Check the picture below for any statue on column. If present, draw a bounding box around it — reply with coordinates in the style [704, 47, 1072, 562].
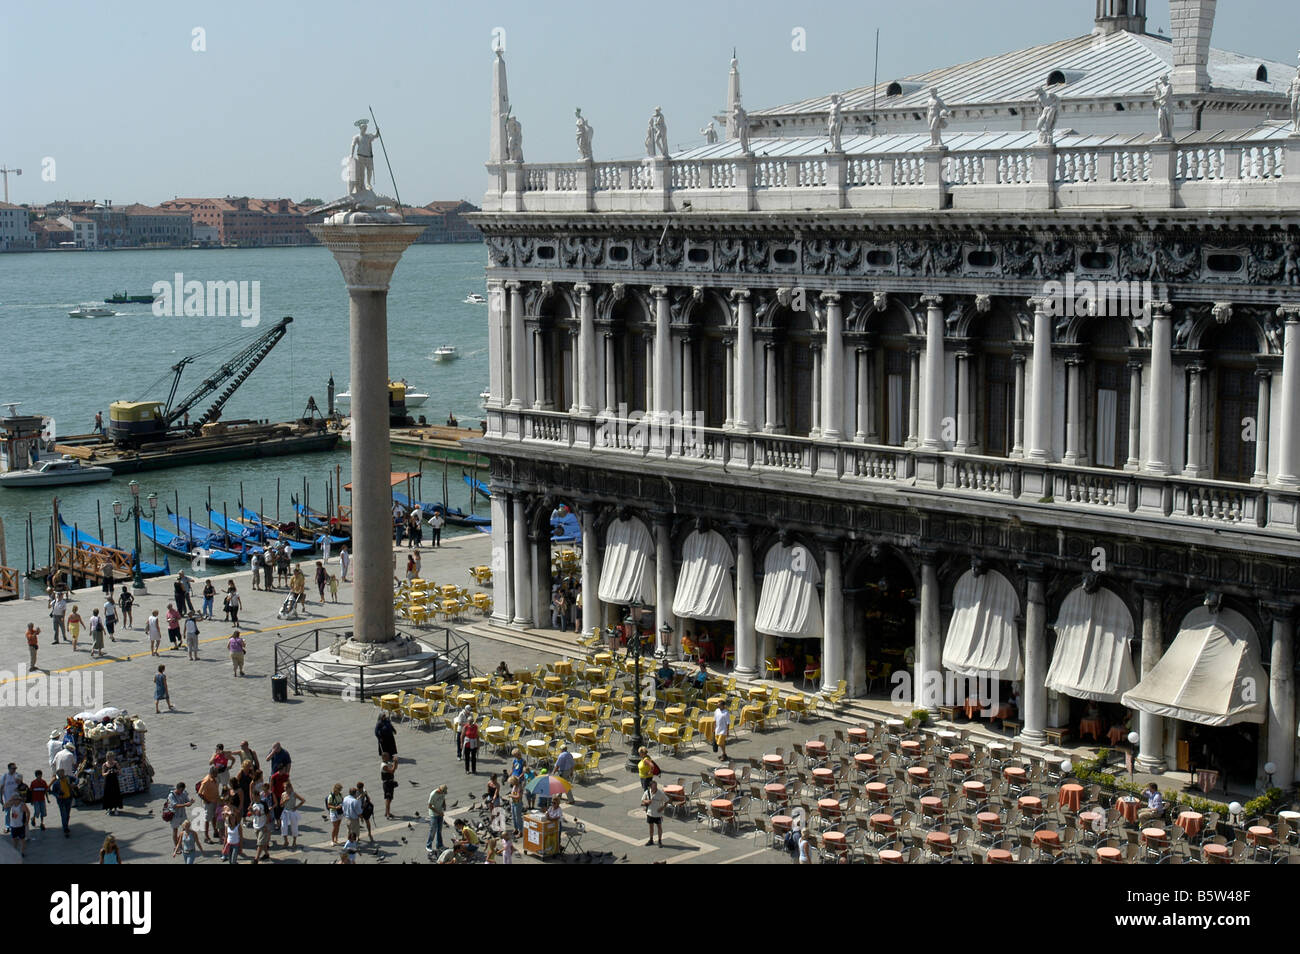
[827, 94, 844, 152]
[647, 106, 670, 158]
[926, 88, 948, 147]
[733, 104, 752, 155]
[575, 108, 594, 160]
[1289, 53, 1300, 134]
[1034, 85, 1060, 145]
[700, 120, 718, 144]
[505, 108, 525, 163]
[350, 119, 380, 193]
[1152, 74, 1173, 141]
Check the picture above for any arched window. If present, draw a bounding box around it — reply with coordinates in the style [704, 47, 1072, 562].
[695, 300, 730, 429]
[1203, 320, 1260, 482]
[1081, 317, 1132, 469]
[611, 297, 650, 414]
[783, 308, 815, 437]
[972, 311, 1017, 457]
[862, 305, 913, 446]
[1046, 70, 1067, 86]
[538, 297, 574, 412]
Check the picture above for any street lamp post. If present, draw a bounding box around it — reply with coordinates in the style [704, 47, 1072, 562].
[112, 481, 157, 590]
[624, 601, 648, 771]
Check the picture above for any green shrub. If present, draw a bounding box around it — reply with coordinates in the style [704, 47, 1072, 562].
[910, 709, 930, 726]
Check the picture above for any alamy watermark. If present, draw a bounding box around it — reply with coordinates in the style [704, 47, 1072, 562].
[890, 668, 1002, 715]
[596, 404, 707, 449]
[152, 272, 260, 326]
[0, 666, 103, 710]
[1040, 274, 1155, 319]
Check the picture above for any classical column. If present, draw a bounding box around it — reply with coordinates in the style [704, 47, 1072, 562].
[644, 334, 655, 413]
[511, 496, 532, 626]
[309, 219, 423, 649]
[567, 329, 580, 414]
[854, 348, 870, 442]
[734, 529, 757, 677]
[654, 516, 677, 658]
[763, 340, 779, 433]
[1136, 585, 1167, 772]
[1145, 303, 1174, 475]
[651, 286, 671, 424]
[1265, 603, 1296, 788]
[489, 493, 513, 624]
[917, 553, 941, 714]
[487, 280, 506, 407]
[1253, 368, 1272, 484]
[1125, 360, 1143, 470]
[1019, 568, 1048, 744]
[532, 530, 549, 631]
[907, 348, 921, 447]
[954, 351, 972, 452]
[723, 340, 735, 428]
[921, 295, 945, 449]
[1027, 296, 1053, 461]
[1183, 362, 1207, 477]
[821, 543, 844, 692]
[579, 508, 600, 636]
[1062, 356, 1083, 465]
[508, 281, 526, 409]
[681, 335, 695, 424]
[1276, 309, 1300, 485]
[576, 283, 596, 415]
[809, 344, 822, 439]
[1011, 353, 1026, 458]
[731, 289, 754, 431]
[531, 328, 546, 409]
[602, 332, 617, 415]
[821, 292, 844, 441]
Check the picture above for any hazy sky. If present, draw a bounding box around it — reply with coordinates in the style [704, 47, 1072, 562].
[4, 0, 1296, 207]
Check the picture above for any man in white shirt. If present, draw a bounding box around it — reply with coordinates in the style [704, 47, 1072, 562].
[1138, 782, 1165, 822]
[642, 778, 668, 847]
[50, 592, 68, 644]
[713, 701, 731, 761]
[47, 731, 63, 768]
[428, 510, 444, 547]
[553, 745, 576, 803]
[52, 744, 76, 779]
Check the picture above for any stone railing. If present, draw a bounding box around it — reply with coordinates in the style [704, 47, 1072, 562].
[492, 407, 1300, 538]
[484, 136, 1300, 215]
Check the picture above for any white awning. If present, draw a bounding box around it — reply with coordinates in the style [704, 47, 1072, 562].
[755, 543, 822, 640]
[942, 569, 1022, 680]
[1045, 587, 1138, 702]
[597, 517, 656, 605]
[1122, 606, 1267, 726]
[672, 530, 736, 621]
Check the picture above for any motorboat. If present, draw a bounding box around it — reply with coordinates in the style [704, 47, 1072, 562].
[68, 305, 116, 318]
[432, 345, 458, 361]
[464, 293, 487, 304]
[105, 291, 157, 304]
[479, 388, 490, 408]
[336, 379, 429, 408]
[0, 456, 112, 487]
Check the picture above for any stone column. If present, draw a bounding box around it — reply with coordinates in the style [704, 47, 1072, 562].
[531, 328, 546, 409]
[1253, 368, 1272, 484]
[1020, 568, 1048, 744]
[1276, 309, 1300, 485]
[907, 348, 921, 447]
[579, 508, 601, 636]
[512, 496, 532, 626]
[651, 286, 671, 425]
[921, 295, 945, 449]
[821, 543, 844, 692]
[1011, 353, 1026, 458]
[1062, 356, 1083, 465]
[310, 220, 423, 648]
[731, 289, 754, 431]
[654, 516, 677, 658]
[487, 279, 506, 407]
[681, 335, 694, 424]
[734, 529, 757, 677]
[1145, 303, 1174, 475]
[1136, 585, 1167, 772]
[602, 332, 617, 415]
[1264, 603, 1296, 788]
[822, 292, 844, 441]
[567, 329, 580, 414]
[508, 281, 526, 409]
[1183, 362, 1207, 477]
[490, 493, 513, 624]
[917, 552, 941, 715]
[1027, 296, 1053, 461]
[532, 530, 549, 630]
[576, 283, 596, 415]
[954, 351, 972, 452]
[644, 334, 655, 414]
[763, 341, 779, 433]
[809, 344, 822, 439]
[854, 348, 870, 442]
[1125, 360, 1143, 470]
[723, 340, 735, 428]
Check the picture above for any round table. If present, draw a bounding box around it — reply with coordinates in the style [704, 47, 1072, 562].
[663, 784, 684, 809]
[665, 706, 686, 723]
[573, 727, 596, 746]
[1279, 810, 1300, 823]
[589, 688, 610, 703]
[920, 796, 943, 815]
[696, 716, 715, 742]
[534, 714, 555, 730]
[408, 701, 430, 718]
[847, 727, 870, 744]
[710, 798, 733, 811]
[962, 780, 986, 796]
[865, 782, 889, 801]
[1079, 811, 1104, 835]
[870, 813, 895, 832]
[1142, 827, 1168, 848]
[656, 726, 680, 747]
[936, 730, 958, 741]
[1097, 846, 1124, 863]
[764, 783, 788, 800]
[1058, 783, 1084, 813]
[741, 704, 764, 727]
[1033, 830, 1061, 849]
[818, 798, 841, 814]
[1018, 796, 1043, 814]
[907, 766, 931, 782]
[900, 740, 922, 755]
[948, 753, 971, 770]
[575, 705, 597, 721]
[483, 725, 506, 744]
[500, 683, 520, 700]
[546, 696, 568, 713]
[1247, 825, 1275, 845]
[593, 653, 613, 666]
[525, 739, 549, 757]
[812, 767, 835, 783]
[771, 815, 794, 835]
[822, 830, 848, 852]
[746, 686, 770, 701]
[763, 754, 786, 771]
[879, 849, 904, 863]
[986, 848, 1014, 864]
[553, 660, 573, 676]
[976, 811, 1001, 831]
[543, 676, 563, 690]
[456, 692, 477, 706]
[583, 668, 605, 683]
[714, 768, 736, 785]
[470, 676, 491, 691]
[1203, 843, 1231, 862]
[884, 718, 905, 729]
[1176, 811, 1203, 838]
[854, 753, 877, 771]
[925, 830, 952, 848]
[424, 684, 447, 699]
[501, 705, 521, 722]
[707, 695, 726, 710]
[1116, 797, 1140, 823]
[1003, 766, 1026, 782]
[805, 741, 828, 759]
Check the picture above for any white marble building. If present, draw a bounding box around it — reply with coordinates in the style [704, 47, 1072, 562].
[470, 0, 1300, 792]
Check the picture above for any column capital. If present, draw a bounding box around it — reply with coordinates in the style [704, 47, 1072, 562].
[729, 288, 751, 303]
[1126, 358, 1144, 372]
[1275, 305, 1300, 321]
[486, 278, 505, 290]
[573, 281, 592, 295]
[1011, 352, 1028, 366]
[820, 290, 842, 305]
[1186, 360, 1207, 375]
[916, 547, 941, 567]
[919, 294, 944, 308]
[1144, 300, 1173, 317]
[1260, 600, 1296, 624]
[1026, 296, 1052, 312]
[1134, 579, 1166, 600]
[649, 284, 669, 299]
[1255, 366, 1274, 381]
[504, 279, 523, 292]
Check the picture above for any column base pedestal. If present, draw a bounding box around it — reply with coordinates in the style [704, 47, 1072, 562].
[295, 632, 458, 696]
[1135, 756, 1167, 774]
[1018, 729, 1047, 746]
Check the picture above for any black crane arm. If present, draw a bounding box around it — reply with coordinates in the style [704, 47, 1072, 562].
[165, 316, 293, 429]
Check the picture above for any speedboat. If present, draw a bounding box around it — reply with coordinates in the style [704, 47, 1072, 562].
[464, 293, 487, 304]
[337, 380, 429, 408]
[68, 305, 116, 318]
[432, 345, 458, 361]
[0, 456, 113, 487]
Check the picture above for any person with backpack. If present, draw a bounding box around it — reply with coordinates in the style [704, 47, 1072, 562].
[637, 746, 659, 795]
[88, 609, 105, 658]
[462, 719, 480, 774]
[52, 769, 75, 836]
[357, 781, 375, 841]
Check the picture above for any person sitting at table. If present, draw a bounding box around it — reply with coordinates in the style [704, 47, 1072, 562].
[655, 659, 676, 690]
[692, 661, 709, 691]
[1138, 782, 1164, 822]
[1083, 701, 1100, 721]
[681, 631, 696, 660]
[494, 661, 513, 679]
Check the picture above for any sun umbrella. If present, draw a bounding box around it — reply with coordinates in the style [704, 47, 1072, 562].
[526, 773, 572, 797]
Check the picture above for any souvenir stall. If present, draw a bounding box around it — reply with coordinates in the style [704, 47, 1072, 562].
[55, 707, 154, 803]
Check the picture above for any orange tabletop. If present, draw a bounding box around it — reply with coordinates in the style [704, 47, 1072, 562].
[710, 798, 733, 811]
[765, 783, 787, 797]
[663, 785, 684, 800]
[553, 660, 573, 675]
[1117, 797, 1140, 822]
[822, 831, 847, 848]
[907, 766, 931, 780]
[805, 741, 828, 757]
[546, 696, 568, 712]
[1107, 726, 1128, 746]
[1203, 843, 1231, 862]
[879, 849, 904, 863]
[589, 688, 610, 702]
[926, 831, 952, 846]
[870, 813, 895, 830]
[1248, 826, 1275, 844]
[818, 798, 841, 810]
[1176, 812, 1203, 837]
[714, 768, 736, 782]
[848, 727, 870, 743]
[1033, 830, 1061, 846]
[962, 780, 986, 794]
[812, 766, 835, 780]
[1097, 846, 1124, 863]
[771, 815, 794, 831]
[1018, 796, 1042, 812]
[1142, 828, 1168, 845]
[500, 683, 520, 700]
[763, 754, 785, 768]
[854, 753, 877, 768]
[865, 782, 889, 799]
[976, 812, 1001, 829]
[948, 753, 971, 768]
[1059, 783, 1084, 813]
[1079, 811, 1104, 832]
[920, 796, 943, 814]
[900, 740, 922, 754]
[987, 848, 1014, 864]
[1003, 766, 1026, 780]
[1078, 718, 1103, 740]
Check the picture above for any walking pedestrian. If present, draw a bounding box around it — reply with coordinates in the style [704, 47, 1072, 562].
[290, 568, 305, 611]
[428, 510, 444, 547]
[146, 609, 162, 654]
[49, 590, 66, 644]
[642, 778, 667, 846]
[102, 595, 118, 641]
[462, 719, 480, 774]
[375, 712, 398, 758]
[357, 781, 375, 841]
[279, 781, 305, 848]
[67, 606, 82, 652]
[52, 768, 74, 837]
[328, 573, 339, 603]
[101, 752, 124, 815]
[228, 631, 246, 676]
[315, 560, 327, 602]
[339, 545, 350, 582]
[28, 770, 48, 832]
[118, 586, 134, 628]
[162, 605, 179, 653]
[88, 610, 105, 657]
[454, 703, 473, 758]
[172, 819, 202, 863]
[184, 613, 201, 660]
[195, 769, 220, 843]
[154, 665, 174, 713]
[250, 552, 262, 590]
[713, 700, 731, 761]
[425, 783, 447, 854]
[164, 782, 192, 844]
[380, 753, 397, 819]
[226, 585, 241, 626]
[637, 746, 657, 795]
[409, 511, 423, 548]
[202, 580, 215, 619]
[25, 622, 39, 670]
[5, 797, 29, 858]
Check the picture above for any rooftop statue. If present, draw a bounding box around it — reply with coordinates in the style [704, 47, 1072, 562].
[733, 104, 752, 156]
[926, 88, 948, 147]
[505, 108, 525, 163]
[1153, 74, 1173, 141]
[1034, 85, 1060, 145]
[1289, 53, 1300, 134]
[575, 108, 594, 160]
[700, 120, 718, 145]
[827, 94, 844, 153]
[647, 106, 670, 159]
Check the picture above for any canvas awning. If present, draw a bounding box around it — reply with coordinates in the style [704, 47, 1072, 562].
[755, 543, 822, 640]
[597, 517, 656, 605]
[942, 569, 1022, 680]
[1122, 606, 1267, 726]
[1045, 587, 1137, 702]
[672, 529, 736, 621]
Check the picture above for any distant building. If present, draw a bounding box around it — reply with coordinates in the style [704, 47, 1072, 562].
[57, 215, 98, 249]
[30, 218, 74, 249]
[159, 196, 323, 247]
[415, 200, 481, 243]
[192, 222, 220, 246]
[0, 202, 33, 251]
[119, 203, 192, 247]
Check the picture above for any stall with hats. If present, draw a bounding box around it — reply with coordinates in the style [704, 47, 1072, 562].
[53, 707, 154, 802]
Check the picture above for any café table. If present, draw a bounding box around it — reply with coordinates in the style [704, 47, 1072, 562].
[948, 752, 971, 771]
[1097, 846, 1124, 863]
[1079, 811, 1105, 838]
[805, 740, 828, 761]
[1078, 717, 1104, 741]
[1203, 843, 1231, 863]
[589, 688, 610, 703]
[546, 696, 569, 713]
[847, 727, 870, 745]
[714, 767, 737, 788]
[583, 668, 605, 684]
[501, 706, 522, 723]
[534, 714, 556, 731]
[746, 686, 770, 701]
[572, 727, 596, 746]
[575, 705, 597, 721]
[884, 718, 905, 731]
[762, 754, 786, 773]
[821, 830, 848, 855]
[764, 783, 788, 808]
[697, 716, 715, 743]
[926, 830, 953, 850]
[869, 813, 895, 834]
[656, 726, 681, 751]
[812, 768, 836, 789]
[900, 740, 922, 757]
[1058, 783, 1084, 813]
[483, 725, 507, 745]
[986, 848, 1014, 864]
[525, 739, 549, 759]
[920, 796, 944, 817]
[1033, 830, 1061, 853]
[553, 660, 574, 676]
[593, 653, 613, 666]
[1018, 796, 1043, 816]
[976, 811, 1002, 834]
[1142, 827, 1169, 850]
[771, 815, 794, 838]
[907, 766, 931, 784]
[707, 695, 727, 710]
[740, 704, 765, 729]
[424, 684, 447, 700]
[470, 676, 491, 691]
[1116, 796, 1140, 823]
[865, 782, 890, 803]
[455, 692, 477, 706]
[1247, 825, 1275, 847]
[499, 683, 520, 700]
[544, 675, 564, 690]
[665, 706, 687, 724]
[1176, 811, 1204, 838]
[879, 849, 905, 864]
[853, 753, 877, 773]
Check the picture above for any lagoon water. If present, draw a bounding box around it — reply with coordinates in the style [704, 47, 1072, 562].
[0, 243, 490, 576]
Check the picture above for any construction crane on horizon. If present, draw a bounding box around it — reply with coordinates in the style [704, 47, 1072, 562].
[0, 166, 21, 203]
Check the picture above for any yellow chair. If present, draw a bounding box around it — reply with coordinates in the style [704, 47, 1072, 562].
[764, 657, 782, 679]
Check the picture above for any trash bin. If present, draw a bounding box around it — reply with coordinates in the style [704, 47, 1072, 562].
[271, 673, 288, 703]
